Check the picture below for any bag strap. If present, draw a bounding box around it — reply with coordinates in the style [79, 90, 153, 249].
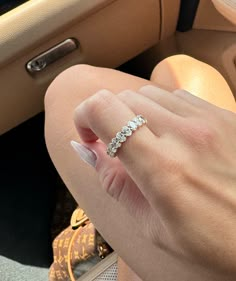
[68, 210, 89, 281]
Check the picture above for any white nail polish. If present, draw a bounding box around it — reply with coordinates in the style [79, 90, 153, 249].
[71, 141, 97, 167]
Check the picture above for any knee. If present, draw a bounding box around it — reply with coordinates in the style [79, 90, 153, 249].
[44, 64, 98, 110]
[151, 55, 203, 87]
[151, 55, 235, 111]
[151, 54, 229, 91]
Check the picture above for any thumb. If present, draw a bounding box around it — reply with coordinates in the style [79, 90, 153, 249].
[70, 140, 149, 218]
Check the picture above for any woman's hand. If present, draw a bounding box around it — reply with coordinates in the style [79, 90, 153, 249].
[72, 85, 236, 275]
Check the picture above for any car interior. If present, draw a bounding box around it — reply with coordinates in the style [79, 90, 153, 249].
[0, 0, 235, 280]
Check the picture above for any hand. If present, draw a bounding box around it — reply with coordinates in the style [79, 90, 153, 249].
[72, 85, 236, 275]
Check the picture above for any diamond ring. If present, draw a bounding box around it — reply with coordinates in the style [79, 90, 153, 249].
[106, 115, 147, 158]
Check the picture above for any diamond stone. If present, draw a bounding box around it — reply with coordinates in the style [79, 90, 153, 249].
[116, 132, 126, 142]
[109, 151, 115, 157]
[137, 115, 146, 124]
[133, 117, 142, 126]
[115, 141, 121, 149]
[107, 115, 147, 158]
[111, 146, 117, 153]
[111, 137, 120, 149]
[128, 121, 137, 130]
[122, 126, 132, 136]
[107, 143, 113, 151]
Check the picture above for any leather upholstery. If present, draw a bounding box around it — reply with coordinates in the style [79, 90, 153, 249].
[212, 0, 236, 24]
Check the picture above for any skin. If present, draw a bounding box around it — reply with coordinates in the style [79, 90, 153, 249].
[45, 55, 236, 281]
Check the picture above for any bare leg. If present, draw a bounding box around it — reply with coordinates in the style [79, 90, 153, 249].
[45, 56, 235, 281]
[151, 55, 236, 111]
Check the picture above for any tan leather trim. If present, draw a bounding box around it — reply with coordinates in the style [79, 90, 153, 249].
[194, 0, 236, 32]
[160, 0, 181, 39]
[0, 0, 160, 134]
[212, 0, 236, 25]
[0, 0, 115, 66]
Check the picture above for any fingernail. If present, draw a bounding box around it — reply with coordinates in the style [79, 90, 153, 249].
[70, 141, 97, 168]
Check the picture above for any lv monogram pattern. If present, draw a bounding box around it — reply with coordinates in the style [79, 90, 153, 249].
[49, 222, 97, 281]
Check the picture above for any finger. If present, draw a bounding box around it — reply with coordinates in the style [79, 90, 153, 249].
[117, 90, 184, 136]
[74, 89, 165, 204]
[173, 89, 234, 120]
[139, 85, 197, 117]
[71, 141, 151, 219]
[173, 89, 215, 109]
[74, 89, 157, 145]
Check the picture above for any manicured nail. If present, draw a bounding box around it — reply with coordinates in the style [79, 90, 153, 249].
[71, 141, 97, 167]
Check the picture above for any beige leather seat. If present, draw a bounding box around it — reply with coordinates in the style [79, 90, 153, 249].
[212, 0, 236, 24]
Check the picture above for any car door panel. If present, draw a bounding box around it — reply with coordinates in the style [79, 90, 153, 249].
[0, 0, 161, 134]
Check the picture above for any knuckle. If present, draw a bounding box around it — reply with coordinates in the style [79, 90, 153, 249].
[117, 90, 134, 100]
[101, 169, 116, 195]
[181, 120, 217, 149]
[100, 167, 124, 200]
[83, 89, 114, 121]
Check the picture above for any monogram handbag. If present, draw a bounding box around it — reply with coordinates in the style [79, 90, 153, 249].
[49, 208, 117, 281]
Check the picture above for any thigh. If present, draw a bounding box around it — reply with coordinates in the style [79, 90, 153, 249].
[45, 65, 153, 211]
[45, 59, 234, 281]
[45, 66, 164, 280]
